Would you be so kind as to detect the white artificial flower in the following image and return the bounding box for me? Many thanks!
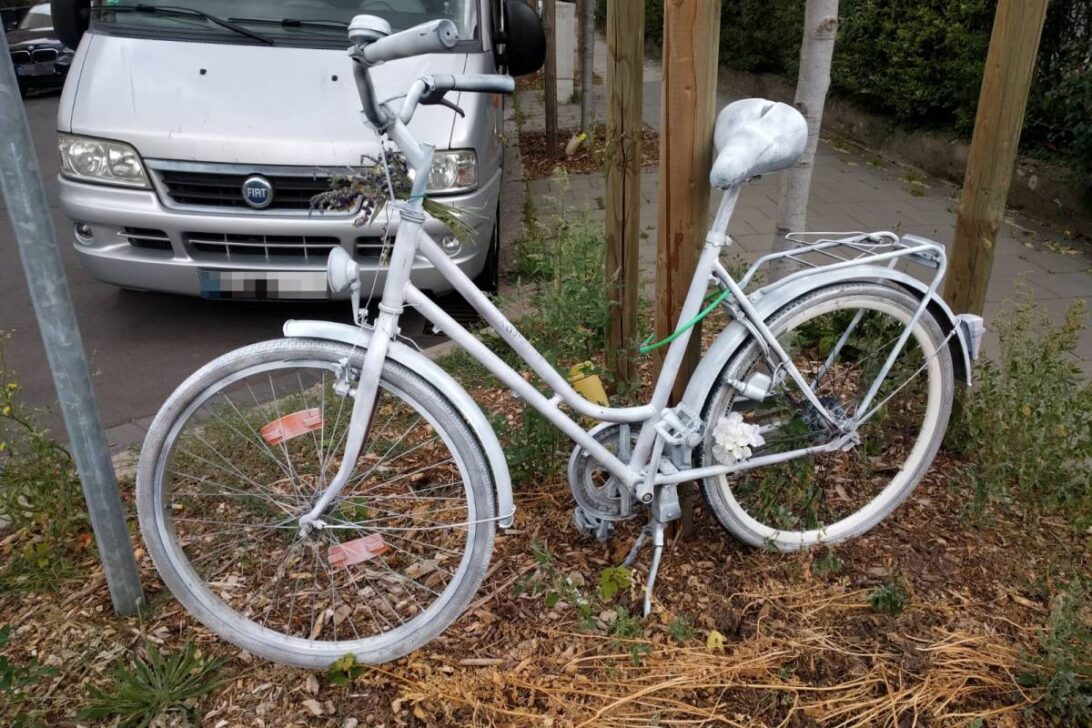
[711,412,766,465]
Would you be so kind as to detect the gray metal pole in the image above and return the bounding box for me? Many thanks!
[0,34,143,615]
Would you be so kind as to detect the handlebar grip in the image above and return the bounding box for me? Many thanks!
[360,19,459,64]
[431,74,516,95]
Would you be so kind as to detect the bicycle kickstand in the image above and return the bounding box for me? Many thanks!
[621,484,681,617]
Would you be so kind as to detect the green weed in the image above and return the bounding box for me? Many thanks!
[949,294,1091,528]
[667,615,696,644]
[0,333,90,592]
[1019,579,1092,726]
[609,607,650,665]
[497,174,613,481]
[869,576,908,617]
[597,566,632,603]
[326,653,368,687]
[81,641,225,728]
[814,548,843,577]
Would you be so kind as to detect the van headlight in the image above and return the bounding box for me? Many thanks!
[428,150,477,194]
[58,134,150,189]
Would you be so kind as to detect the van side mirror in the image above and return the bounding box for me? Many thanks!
[52,0,90,50]
[496,0,545,77]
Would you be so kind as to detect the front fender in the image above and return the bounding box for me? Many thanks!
[680,264,978,423]
[283,319,515,529]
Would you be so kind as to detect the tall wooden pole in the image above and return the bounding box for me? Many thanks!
[655,0,722,404]
[543,0,559,158]
[656,1,722,538]
[944,0,1049,315]
[604,0,644,386]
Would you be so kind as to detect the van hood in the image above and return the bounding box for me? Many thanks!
[66,34,465,166]
[7,28,65,49]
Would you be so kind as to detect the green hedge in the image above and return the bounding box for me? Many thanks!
[604,0,1091,182]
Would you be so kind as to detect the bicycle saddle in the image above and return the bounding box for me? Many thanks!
[710,98,808,189]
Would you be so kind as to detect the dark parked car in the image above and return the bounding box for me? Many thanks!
[7,2,73,96]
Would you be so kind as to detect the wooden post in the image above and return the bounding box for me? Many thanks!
[657,0,722,537]
[543,0,559,158]
[944,0,1049,315]
[656,1,722,403]
[604,0,644,387]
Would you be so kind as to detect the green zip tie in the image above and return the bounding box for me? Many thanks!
[638,288,733,355]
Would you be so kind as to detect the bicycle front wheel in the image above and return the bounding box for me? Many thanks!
[137,339,496,667]
[699,284,955,550]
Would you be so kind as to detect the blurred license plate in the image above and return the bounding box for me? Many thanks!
[199,270,328,300]
[19,62,55,76]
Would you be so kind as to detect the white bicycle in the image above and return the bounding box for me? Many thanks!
[136,15,984,667]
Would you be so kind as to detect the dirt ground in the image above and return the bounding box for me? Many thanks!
[2,354,1086,727]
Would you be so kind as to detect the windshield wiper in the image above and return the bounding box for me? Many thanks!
[228,17,349,33]
[90,4,274,45]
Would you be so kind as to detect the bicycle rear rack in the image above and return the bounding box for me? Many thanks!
[734,231,947,294]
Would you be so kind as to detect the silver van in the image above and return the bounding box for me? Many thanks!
[50,0,543,299]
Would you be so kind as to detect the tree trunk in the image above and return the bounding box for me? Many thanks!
[544,0,559,158]
[579,0,595,133]
[773,0,839,274]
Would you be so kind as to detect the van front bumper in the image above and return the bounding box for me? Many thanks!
[60,176,496,299]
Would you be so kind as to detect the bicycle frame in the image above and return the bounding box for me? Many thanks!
[299,51,958,532]
[300,177,895,530]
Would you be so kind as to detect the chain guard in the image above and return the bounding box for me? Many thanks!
[566,423,639,521]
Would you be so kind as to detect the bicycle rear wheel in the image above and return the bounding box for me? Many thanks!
[137,338,495,667]
[699,284,955,550]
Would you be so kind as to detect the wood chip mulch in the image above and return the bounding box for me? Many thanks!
[518,125,660,180]
[1,315,1084,726]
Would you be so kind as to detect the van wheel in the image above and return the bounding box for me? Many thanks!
[472,212,500,295]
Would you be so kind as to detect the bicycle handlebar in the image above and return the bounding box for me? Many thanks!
[430,74,516,94]
[347,16,515,152]
[355,18,459,64]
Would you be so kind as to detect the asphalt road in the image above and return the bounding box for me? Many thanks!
[1,92,447,438]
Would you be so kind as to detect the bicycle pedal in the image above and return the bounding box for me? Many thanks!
[572,507,615,543]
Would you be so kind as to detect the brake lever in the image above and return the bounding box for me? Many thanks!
[419,87,466,117]
[434,97,466,117]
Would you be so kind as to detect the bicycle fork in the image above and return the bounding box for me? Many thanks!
[299,206,427,536]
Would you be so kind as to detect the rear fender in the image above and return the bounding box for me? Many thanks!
[680,264,977,427]
[283,319,515,529]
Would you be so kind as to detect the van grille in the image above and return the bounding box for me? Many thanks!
[158,170,341,212]
[185,232,341,261]
[355,237,392,261]
[123,227,172,251]
[182,233,392,263]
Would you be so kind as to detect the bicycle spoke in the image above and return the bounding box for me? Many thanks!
[151,350,488,658]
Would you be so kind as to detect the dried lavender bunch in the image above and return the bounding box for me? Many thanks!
[310,154,472,241]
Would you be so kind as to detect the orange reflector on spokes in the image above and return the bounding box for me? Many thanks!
[260,408,323,445]
[328,534,388,568]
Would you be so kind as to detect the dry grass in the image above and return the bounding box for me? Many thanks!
[336,574,1038,728]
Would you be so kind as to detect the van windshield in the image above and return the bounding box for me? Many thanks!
[19,5,53,30]
[91,0,479,44]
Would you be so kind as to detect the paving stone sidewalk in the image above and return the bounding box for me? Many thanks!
[503,35,1092,375]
